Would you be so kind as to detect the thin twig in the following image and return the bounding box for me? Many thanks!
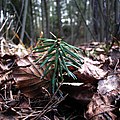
[9,1,32,42]
[114,59,119,73]
[23,79,66,120]
[0,18,8,32]
[74,0,96,41]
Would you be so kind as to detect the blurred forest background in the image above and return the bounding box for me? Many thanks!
[0,0,120,46]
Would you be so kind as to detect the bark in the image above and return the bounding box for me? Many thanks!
[114,0,119,24]
[56,0,62,37]
[98,0,104,42]
[0,0,2,36]
[69,5,74,44]
[41,0,50,38]
[20,0,28,42]
[29,0,35,45]
[41,0,45,37]
[44,0,50,38]
[105,0,109,43]
[92,0,99,40]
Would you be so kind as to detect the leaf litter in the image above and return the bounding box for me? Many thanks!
[0,37,119,119]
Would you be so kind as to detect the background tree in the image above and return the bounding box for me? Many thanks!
[0,0,120,46]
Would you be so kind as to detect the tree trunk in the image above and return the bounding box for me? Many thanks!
[0,0,2,36]
[29,0,35,45]
[20,0,28,42]
[44,0,50,38]
[114,0,118,24]
[41,0,50,38]
[91,0,99,41]
[105,0,109,43]
[98,0,104,42]
[41,0,46,37]
[69,5,74,44]
[56,0,62,37]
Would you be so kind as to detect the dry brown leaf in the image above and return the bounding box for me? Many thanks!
[98,75,120,94]
[74,58,107,83]
[86,93,117,120]
[13,54,51,98]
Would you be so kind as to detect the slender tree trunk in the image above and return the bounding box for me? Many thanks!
[41,0,46,37]
[98,0,104,42]
[10,0,24,41]
[44,0,50,38]
[20,0,28,42]
[41,0,50,38]
[56,0,62,37]
[69,5,74,44]
[34,0,38,37]
[29,0,35,45]
[0,0,2,23]
[114,0,119,24]
[113,0,120,42]
[0,0,2,36]
[51,0,54,35]
[105,0,109,43]
[91,0,99,41]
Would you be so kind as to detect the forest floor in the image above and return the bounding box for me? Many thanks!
[0,37,119,120]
